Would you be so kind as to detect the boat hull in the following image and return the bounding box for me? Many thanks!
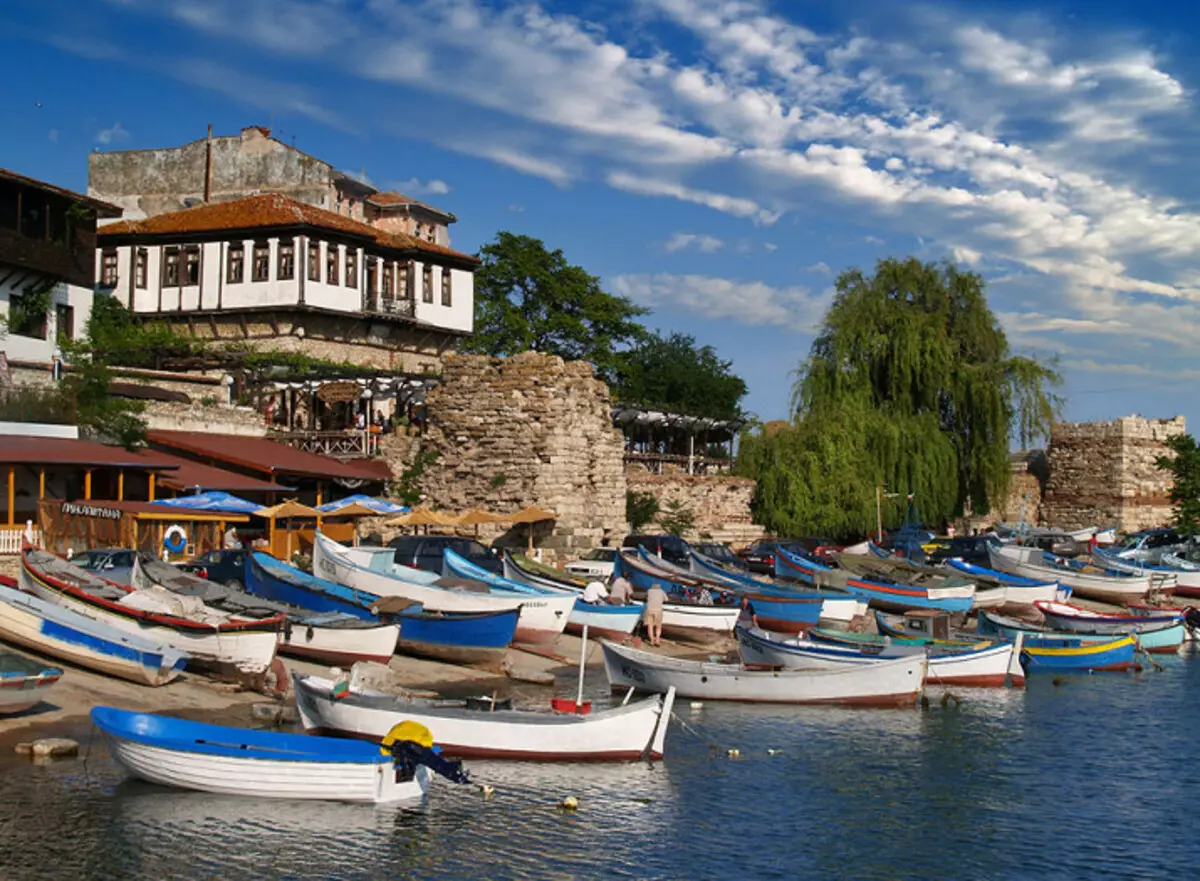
[0,585,187,686]
[245,552,379,622]
[989,546,1163,604]
[278,619,399,666]
[1020,636,1137,673]
[294,674,675,761]
[387,608,519,667]
[602,641,923,705]
[0,662,62,715]
[567,601,641,640]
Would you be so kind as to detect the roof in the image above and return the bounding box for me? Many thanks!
[366,190,457,221]
[109,382,191,404]
[133,450,292,494]
[146,430,387,482]
[0,437,178,470]
[98,192,478,264]
[0,167,122,216]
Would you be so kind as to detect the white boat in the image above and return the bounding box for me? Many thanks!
[90,706,469,803]
[656,602,740,641]
[988,545,1167,604]
[0,649,62,714]
[0,584,188,686]
[602,641,923,705]
[971,587,1009,610]
[21,549,280,677]
[294,670,676,761]
[313,533,572,643]
[735,626,1024,688]
[943,559,1064,612]
[567,600,641,640]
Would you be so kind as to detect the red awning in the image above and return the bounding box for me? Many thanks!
[0,437,178,471]
[132,450,292,494]
[146,430,385,481]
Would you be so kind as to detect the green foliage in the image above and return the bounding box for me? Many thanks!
[0,386,75,425]
[738,258,1061,539]
[615,331,747,420]
[59,338,147,449]
[1156,434,1200,535]
[626,491,660,532]
[489,474,509,489]
[462,232,649,383]
[7,278,56,338]
[87,296,207,368]
[395,448,439,507]
[656,497,696,537]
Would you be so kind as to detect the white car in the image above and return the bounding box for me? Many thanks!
[564,548,617,580]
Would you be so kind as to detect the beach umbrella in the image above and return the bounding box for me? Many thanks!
[156,491,262,514]
[506,505,558,554]
[256,499,321,559]
[384,506,458,533]
[315,494,408,515]
[454,507,507,537]
[318,502,379,519]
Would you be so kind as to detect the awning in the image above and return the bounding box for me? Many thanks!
[154,491,263,514]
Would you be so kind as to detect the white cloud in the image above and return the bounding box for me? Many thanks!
[95,122,129,144]
[464,146,572,187]
[764,242,778,251]
[612,272,829,331]
[608,172,779,225]
[394,177,452,197]
[507,203,525,213]
[951,245,982,266]
[47,129,59,143]
[664,232,724,253]
[806,261,832,275]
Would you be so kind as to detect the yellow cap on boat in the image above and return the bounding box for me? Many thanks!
[380,720,433,754]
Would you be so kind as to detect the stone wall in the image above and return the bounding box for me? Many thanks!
[1042,415,1185,532]
[141,401,267,436]
[625,470,765,548]
[417,352,626,564]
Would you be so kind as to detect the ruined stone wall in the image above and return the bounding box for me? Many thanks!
[141,401,267,437]
[625,470,765,548]
[417,353,626,564]
[1042,415,1185,532]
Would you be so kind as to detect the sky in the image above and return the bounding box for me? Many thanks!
[2,0,1200,433]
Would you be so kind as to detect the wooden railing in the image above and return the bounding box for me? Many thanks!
[0,527,40,555]
[271,430,380,459]
[364,295,416,319]
[623,451,733,476]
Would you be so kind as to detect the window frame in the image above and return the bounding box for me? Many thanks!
[308,240,321,282]
[227,243,245,284]
[252,241,271,282]
[327,243,340,287]
[100,249,119,287]
[183,245,200,286]
[421,263,433,304]
[55,302,75,342]
[163,246,181,287]
[345,248,357,287]
[441,266,452,306]
[277,238,295,281]
[134,248,148,289]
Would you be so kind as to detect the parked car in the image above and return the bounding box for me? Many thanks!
[177,549,248,588]
[926,535,1000,565]
[737,539,780,575]
[692,543,747,570]
[388,535,503,576]
[69,549,135,586]
[564,548,617,580]
[1115,528,1185,563]
[784,537,842,563]
[621,534,691,568]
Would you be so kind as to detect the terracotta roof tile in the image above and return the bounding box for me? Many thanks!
[99,193,477,264]
[147,430,388,482]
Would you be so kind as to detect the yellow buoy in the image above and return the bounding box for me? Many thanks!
[727,748,740,759]
[479,784,495,797]
[560,795,579,810]
[380,720,433,756]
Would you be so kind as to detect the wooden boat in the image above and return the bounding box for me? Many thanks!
[21,549,281,678]
[502,552,586,592]
[1034,600,1184,635]
[294,671,676,761]
[0,583,188,686]
[873,611,993,647]
[314,533,572,643]
[133,555,399,666]
[601,641,924,706]
[777,547,975,614]
[978,610,1184,655]
[1019,635,1136,673]
[372,598,519,666]
[944,559,1065,611]
[774,545,848,587]
[734,625,1023,688]
[988,545,1169,604]
[1095,547,1200,596]
[618,550,821,635]
[91,705,470,802]
[1156,551,1200,598]
[245,551,381,621]
[499,552,644,639]
[0,649,62,715]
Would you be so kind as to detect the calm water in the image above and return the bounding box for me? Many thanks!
[4,659,1200,880]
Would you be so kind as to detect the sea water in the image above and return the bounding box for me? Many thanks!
[3,659,1199,880]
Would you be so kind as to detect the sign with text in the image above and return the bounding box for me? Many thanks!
[61,502,123,520]
[317,381,361,404]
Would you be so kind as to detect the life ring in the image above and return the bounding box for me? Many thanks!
[163,525,188,554]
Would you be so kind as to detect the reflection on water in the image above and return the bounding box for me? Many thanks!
[4,660,1200,879]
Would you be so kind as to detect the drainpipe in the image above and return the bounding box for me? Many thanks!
[203,123,213,203]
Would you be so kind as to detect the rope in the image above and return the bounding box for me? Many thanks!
[669,710,730,753]
[1136,647,1165,673]
[82,720,98,786]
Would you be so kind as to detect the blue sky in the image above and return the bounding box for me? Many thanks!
[3,0,1200,434]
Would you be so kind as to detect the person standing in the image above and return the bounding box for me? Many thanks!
[738,595,759,629]
[644,583,667,646]
[608,574,633,606]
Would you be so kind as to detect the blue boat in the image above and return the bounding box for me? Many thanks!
[245,552,380,621]
[977,609,1185,654]
[442,549,561,598]
[91,706,469,802]
[1019,634,1136,673]
[382,604,520,667]
[777,547,974,614]
[774,545,837,584]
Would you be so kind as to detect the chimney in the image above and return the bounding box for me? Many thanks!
[203,123,213,203]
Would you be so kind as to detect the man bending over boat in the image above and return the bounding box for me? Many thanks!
[583,580,609,604]
[608,575,633,606]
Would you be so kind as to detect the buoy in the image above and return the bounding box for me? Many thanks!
[479,784,495,797]
[560,795,579,810]
[689,701,703,711]
[767,748,780,756]
[726,748,739,758]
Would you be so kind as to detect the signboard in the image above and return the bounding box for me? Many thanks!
[317,381,361,404]
[61,502,123,520]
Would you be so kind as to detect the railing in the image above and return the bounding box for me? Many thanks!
[364,295,416,319]
[0,527,40,555]
[272,430,380,459]
[623,451,734,476]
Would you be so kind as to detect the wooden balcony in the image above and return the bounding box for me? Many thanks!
[271,430,381,459]
[623,451,733,476]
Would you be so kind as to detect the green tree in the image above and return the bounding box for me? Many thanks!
[462,232,648,382]
[626,491,660,532]
[1156,434,1200,535]
[656,497,696,538]
[615,331,747,420]
[738,258,1060,538]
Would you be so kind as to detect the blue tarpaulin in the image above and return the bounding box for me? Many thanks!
[155,491,265,514]
[315,494,409,515]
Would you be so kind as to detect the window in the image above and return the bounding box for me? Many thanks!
[163,246,180,286]
[278,239,295,281]
[365,258,377,295]
[8,292,47,339]
[55,303,75,342]
[184,246,200,285]
[100,249,119,287]
[415,222,423,239]
[227,243,244,284]
[135,248,148,289]
[252,241,270,282]
[422,263,433,303]
[345,250,357,287]
[382,261,394,297]
[327,244,340,286]
[441,267,452,306]
[308,240,321,281]
[398,261,408,298]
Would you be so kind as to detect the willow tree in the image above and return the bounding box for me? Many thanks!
[739,258,1060,538]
